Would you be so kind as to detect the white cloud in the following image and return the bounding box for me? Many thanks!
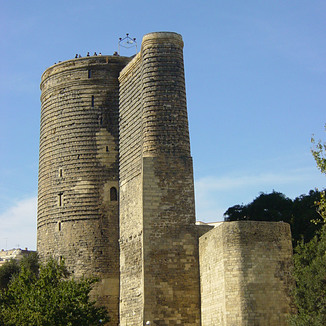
[0,196,37,251]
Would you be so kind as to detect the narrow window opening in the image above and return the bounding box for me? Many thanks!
[58,193,63,207]
[58,222,62,231]
[110,187,118,201]
[91,96,94,107]
[58,168,63,178]
[88,70,91,78]
[59,256,63,262]
[106,146,109,152]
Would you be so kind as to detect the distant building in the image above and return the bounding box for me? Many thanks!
[0,248,35,267]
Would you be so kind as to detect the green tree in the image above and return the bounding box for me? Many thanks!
[291,190,323,244]
[224,190,323,245]
[289,226,326,325]
[311,125,326,174]
[289,127,326,325]
[0,252,39,290]
[224,191,293,223]
[311,125,326,225]
[0,259,19,290]
[0,258,109,326]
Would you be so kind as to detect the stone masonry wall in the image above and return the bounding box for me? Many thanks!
[141,33,200,326]
[119,32,201,325]
[199,221,294,326]
[38,56,130,325]
[119,52,144,326]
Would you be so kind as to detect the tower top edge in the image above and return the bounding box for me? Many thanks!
[41,55,132,81]
[142,32,183,46]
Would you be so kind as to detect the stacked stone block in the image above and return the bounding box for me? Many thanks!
[199,221,294,326]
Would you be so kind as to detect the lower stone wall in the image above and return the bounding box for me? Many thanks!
[142,156,201,326]
[119,48,144,326]
[37,213,120,325]
[199,221,294,326]
[119,175,144,326]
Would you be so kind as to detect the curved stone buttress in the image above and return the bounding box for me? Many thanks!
[119,32,200,326]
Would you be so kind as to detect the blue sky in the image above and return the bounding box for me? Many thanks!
[0,0,325,250]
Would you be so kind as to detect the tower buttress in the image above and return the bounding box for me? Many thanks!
[119,32,201,325]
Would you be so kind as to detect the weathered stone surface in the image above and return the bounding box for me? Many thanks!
[199,221,295,326]
[119,32,200,325]
[38,55,131,325]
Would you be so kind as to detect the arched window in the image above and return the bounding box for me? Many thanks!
[110,187,118,201]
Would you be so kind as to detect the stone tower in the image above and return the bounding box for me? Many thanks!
[119,32,200,325]
[38,32,294,326]
[38,55,131,324]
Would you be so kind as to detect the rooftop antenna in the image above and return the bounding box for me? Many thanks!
[118,33,137,55]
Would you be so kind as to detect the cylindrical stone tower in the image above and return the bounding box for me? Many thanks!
[38,55,131,324]
[141,32,191,157]
[141,32,200,326]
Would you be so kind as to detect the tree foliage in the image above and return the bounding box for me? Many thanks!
[224,190,322,245]
[311,125,326,175]
[289,126,326,325]
[0,259,19,290]
[291,190,323,244]
[289,226,326,326]
[224,191,293,222]
[0,257,109,326]
[0,251,39,291]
